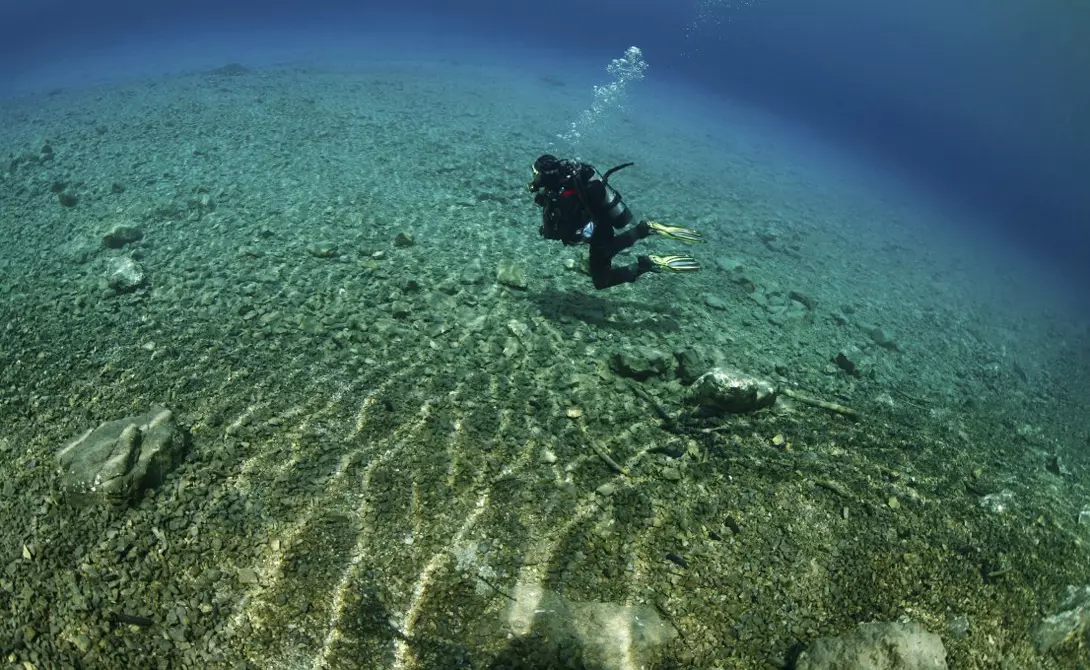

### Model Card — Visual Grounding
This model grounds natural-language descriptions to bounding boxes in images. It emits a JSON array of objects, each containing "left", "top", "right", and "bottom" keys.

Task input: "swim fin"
[
  {"left": 646, "top": 220, "right": 705, "bottom": 243},
  {"left": 647, "top": 254, "right": 702, "bottom": 273}
]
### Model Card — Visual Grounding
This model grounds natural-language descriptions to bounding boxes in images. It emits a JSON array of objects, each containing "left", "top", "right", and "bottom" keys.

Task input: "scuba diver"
[{"left": 527, "top": 154, "right": 704, "bottom": 290}]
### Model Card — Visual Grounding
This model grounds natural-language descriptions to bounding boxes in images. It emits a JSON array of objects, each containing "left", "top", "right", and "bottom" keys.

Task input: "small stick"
[
  {"left": 893, "top": 387, "right": 928, "bottom": 410},
  {"left": 476, "top": 575, "right": 517, "bottom": 602},
  {"left": 781, "top": 388, "right": 859, "bottom": 420},
  {"left": 629, "top": 382, "right": 677, "bottom": 431},
  {"left": 589, "top": 443, "right": 628, "bottom": 476}
]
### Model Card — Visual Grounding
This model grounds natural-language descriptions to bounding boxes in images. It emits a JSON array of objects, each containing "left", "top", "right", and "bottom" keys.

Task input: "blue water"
[
  {"left": 2, "top": 0, "right": 1088, "bottom": 291},
  {"left": 4, "top": 3, "right": 1090, "bottom": 667}
]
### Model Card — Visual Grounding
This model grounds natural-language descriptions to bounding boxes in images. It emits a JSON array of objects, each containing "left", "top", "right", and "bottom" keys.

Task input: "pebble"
[
  {"left": 237, "top": 568, "right": 259, "bottom": 585},
  {"left": 596, "top": 483, "right": 617, "bottom": 497},
  {"left": 661, "top": 467, "right": 682, "bottom": 481}
]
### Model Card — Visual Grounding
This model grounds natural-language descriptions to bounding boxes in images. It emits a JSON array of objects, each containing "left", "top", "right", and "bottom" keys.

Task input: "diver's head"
[{"left": 528, "top": 154, "right": 567, "bottom": 193}]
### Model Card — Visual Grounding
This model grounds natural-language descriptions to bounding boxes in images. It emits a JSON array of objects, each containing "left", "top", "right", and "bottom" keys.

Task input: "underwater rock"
[
  {"left": 767, "top": 296, "right": 810, "bottom": 326},
  {"left": 714, "top": 256, "right": 744, "bottom": 273},
  {"left": 393, "top": 231, "right": 415, "bottom": 248},
  {"left": 689, "top": 368, "right": 776, "bottom": 414},
  {"left": 1035, "top": 585, "right": 1090, "bottom": 653},
  {"left": 835, "top": 350, "right": 859, "bottom": 376},
  {"left": 307, "top": 240, "right": 339, "bottom": 258},
  {"left": 865, "top": 325, "right": 901, "bottom": 351},
  {"left": 795, "top": 620, "right": 947, "bottom": 670},
  {"left": 612, "top": 347, "right": 673, "bottom": 381},
  {"left": 834, "top": 345, "right": 874, "bottom": 377},
  {"left": 703, "top": 293, "right": 729, "bottom": 311},
  {"left": 946, "top": 613, "right": 970, "bottom": 639},
  {"left": 979, "top": 489, "right": 1014, "bottom": 514},
  {"left": 675, "top": 348, "right": 713, "bottom": 385},
  {"left": 496, "top": 260, "right": 527, "bottom": 289},
  {"left": 102, "top": 225, "right": 143, "bottom": 249},
  {"left": 105, "top": 256, "right": 147, "bottom": 294},
  {"left": 790, "top": 290, "right": 815, "bottom": 310},
  {"left": 1078, "top": 507, "right": 1090, "bottom": 526},
  {"left": 503, "top": 583, "right": 676, "bottom": 670},
  {"left": 56, "top": 407, "right": 187, "bottom": 507}
]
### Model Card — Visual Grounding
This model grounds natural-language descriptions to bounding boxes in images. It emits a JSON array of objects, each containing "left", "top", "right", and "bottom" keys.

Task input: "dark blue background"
[{"left": 2, "top": 0, "right": 1087, "bottom": 286}]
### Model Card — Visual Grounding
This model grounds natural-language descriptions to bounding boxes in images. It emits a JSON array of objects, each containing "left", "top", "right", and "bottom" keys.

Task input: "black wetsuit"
[{"left": 537, "top": 162, "right": 654, "bottom": 290}]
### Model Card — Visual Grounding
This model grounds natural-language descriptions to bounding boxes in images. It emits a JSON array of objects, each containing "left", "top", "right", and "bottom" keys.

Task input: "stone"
[
  {"left": 102, "top": 225, "right": 143, "bottom": 249},
  {"left": 56, "top": 407, "right": 188, "bottom": 506},
  {"left": 835, "top": 350, "right": 858, "bottom": 376},
  {"left": 612, "top": 347, "right": 673, "bottom": 381},
  {"left": 306, "top": 240, "right": 339, "bottom": 258},
  {"left": 393, "top": 231, "right": 415, "bottom": 248},
  {"left": 503, "top": 584, "right": 676, "bottom": 670},
  {"left": 866, "top": 325, "right": 901, "bottom": 351},
  {"left": 689, "top": 368, "right": 776, "bottom": 414},
  {"left": 105, "top": 257, "right": 147, "bottom": 294},
  {"left": 704, "top": 293, "right": 729, "bottom": 311},
  {"left": 1036, "top": 585, "right": 1090, "bottom": 653},
  {"left": 715, "top": 256, "right": 743, "bottom": 273},
  {"left": 795, "top": 620, "right": 947, "bottom": 670},
  {"left": 496, "top": 260, "right": 527, "bottom": 289},
  {"left": 675, "top": 348, "right": 713, "bottom": 385},
  {"left": 946, "top": 614, "right": 969, "bottom": 639},
  {"left": 790, "top": 290, "right": 815, "bottom": 310}
]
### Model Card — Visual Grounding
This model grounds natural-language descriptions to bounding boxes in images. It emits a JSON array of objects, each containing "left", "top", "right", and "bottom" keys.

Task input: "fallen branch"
[
  {"left": 590, "top": 442, "right": 628, "bottom": 476},
  {"left": 476, "top": 575, "right": 517, "bottom": 601},
  {"left": 781, "top": 388, "right": 859, "bottom": 420},
  {"left": 893, "top": 387, "right": 929, "bottom": 410},
  {"left": 628, "top": 382, "right": 678, "bottom": 431}
]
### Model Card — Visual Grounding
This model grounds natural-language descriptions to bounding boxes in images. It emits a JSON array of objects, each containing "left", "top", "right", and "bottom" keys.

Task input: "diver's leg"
[
  {"left": 588, "top": 224, "right": 654, "bottom": 290},
  {"left": 609, "top": 220, "right": 651, "bottom": 253}
]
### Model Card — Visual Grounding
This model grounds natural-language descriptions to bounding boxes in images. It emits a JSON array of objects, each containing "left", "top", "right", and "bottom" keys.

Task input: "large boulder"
[
  {"left": 796, "top": 621, "right": 948, "bottom": 670},
  {"left": 689, "top": 368, "right": 776, "bottom": 413},
  {"left": 57, "top": 407, "right": 187, "bottom": 507}
]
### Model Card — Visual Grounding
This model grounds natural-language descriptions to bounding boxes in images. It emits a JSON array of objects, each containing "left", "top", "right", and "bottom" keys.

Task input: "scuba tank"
[{"left": 579, "top": 162, "right": 635, "bottom": 229}]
